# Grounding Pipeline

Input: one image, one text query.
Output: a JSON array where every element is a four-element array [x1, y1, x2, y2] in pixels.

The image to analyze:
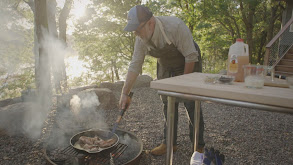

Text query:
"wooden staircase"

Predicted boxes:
[[275, 47, 293, 78]]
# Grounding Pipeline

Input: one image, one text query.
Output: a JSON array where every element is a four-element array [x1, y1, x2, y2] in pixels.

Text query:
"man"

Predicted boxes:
[[120, 5, 205, 155]]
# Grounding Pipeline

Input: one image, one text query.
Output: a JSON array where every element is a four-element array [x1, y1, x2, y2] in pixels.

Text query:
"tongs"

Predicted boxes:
[[108, 92, 133, 138]]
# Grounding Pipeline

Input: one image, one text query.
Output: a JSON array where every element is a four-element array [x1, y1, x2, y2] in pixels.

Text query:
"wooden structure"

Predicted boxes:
[[264, 0, 293, 77]]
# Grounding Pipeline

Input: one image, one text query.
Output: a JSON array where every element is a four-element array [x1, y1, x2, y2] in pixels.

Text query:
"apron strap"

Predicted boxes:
[[156, 18, 172, 45]]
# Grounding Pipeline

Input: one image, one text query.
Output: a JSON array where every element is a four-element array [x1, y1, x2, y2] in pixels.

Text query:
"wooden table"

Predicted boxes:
[[150, 72, 293, 165]]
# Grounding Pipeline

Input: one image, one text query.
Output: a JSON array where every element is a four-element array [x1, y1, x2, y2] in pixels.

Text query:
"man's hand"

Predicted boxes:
[[119, 93, 132, 110], [119, 71, 138, 110]]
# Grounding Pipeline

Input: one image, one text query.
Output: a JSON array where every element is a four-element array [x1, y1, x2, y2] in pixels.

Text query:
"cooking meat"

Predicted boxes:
[[98, 138, 117, 148], [79, 136, 100, 145], [76, 135, 117, 152], [83, 144, 99, 152]]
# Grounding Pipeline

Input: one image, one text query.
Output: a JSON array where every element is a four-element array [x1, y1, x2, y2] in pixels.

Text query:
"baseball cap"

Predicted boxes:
[[124, 5, 153, 32]]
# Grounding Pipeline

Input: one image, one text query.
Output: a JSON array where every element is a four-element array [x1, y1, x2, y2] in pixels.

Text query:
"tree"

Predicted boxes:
[[0, 0, 35, 100], [24, 0, 73, 94], [169, 0, 285, 72], [73, 0, 141, 83], [50, 0, 73, 94], [34, 0, 51, 106]]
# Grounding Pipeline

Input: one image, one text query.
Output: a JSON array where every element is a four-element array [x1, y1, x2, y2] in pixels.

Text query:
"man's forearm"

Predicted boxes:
[[122, 71, 139, 95], [184, 62, 195, 74]]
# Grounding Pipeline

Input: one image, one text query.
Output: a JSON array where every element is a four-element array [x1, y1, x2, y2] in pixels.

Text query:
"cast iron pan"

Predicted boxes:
[[70, 129, 119, 153]]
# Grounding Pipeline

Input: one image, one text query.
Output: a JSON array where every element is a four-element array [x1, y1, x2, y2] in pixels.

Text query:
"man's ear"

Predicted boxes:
[[149, 17, 156, 31]]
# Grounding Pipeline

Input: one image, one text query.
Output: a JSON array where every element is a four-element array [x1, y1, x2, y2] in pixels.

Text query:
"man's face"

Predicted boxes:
[[134, 21, 152, 42], [134, 21, 147, 36]]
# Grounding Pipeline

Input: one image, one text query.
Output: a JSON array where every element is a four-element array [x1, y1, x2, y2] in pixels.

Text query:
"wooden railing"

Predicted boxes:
[[264, 16, 293, 67]]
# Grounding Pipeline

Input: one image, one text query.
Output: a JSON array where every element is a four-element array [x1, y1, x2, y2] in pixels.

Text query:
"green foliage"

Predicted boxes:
[[72, 0, 285, 82], [73, 0, 141, 83], [0, 0, 35, 99], [0, 1, 34, 75], [0, 0, 287, 99], [167, 0, 285, 73], [0, 68, 35, 100]]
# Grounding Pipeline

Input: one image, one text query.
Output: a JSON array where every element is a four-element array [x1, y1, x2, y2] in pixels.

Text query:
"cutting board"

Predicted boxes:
[[264, 76, 289, 88]]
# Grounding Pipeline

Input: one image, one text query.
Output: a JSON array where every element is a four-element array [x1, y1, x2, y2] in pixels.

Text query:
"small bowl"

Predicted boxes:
[[286, 76, 293, 89], [218, 76, 234, 84]]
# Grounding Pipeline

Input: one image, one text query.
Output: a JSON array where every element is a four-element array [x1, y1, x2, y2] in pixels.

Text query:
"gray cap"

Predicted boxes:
[[124, 6, 140, 32], [124, 5, 153, 32]]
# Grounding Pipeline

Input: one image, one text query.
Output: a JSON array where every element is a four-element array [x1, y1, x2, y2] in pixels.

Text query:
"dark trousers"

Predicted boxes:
[[162, 100, 205, 148]]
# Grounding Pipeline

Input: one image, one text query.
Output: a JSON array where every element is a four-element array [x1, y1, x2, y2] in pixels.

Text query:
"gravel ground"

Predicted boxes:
[[0, 86, 293, 165]]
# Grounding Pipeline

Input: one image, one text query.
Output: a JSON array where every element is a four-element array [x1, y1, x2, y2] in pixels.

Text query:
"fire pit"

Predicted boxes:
[[44, 128, 143, 165]]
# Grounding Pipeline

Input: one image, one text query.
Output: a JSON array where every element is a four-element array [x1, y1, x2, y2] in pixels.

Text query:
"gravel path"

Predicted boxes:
[[119, 87, 293, 165], [0, 86, 293, 165]]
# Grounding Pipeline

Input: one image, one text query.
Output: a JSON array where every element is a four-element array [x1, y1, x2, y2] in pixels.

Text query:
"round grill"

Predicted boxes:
[[44, 128, 143, 165]]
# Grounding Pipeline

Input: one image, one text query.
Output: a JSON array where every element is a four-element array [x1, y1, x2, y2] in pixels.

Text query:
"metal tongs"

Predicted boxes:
[[108, 92, 134, 138]]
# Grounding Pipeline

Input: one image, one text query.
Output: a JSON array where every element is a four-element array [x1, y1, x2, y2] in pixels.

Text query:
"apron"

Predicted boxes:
[[148, 18, 202, 102]]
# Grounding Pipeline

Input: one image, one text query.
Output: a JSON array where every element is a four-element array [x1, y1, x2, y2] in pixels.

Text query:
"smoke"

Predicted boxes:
[[0, 1, 108, 149], [46, 91, 108, 147], [118, 133, 141, 162], [41, 31, 73, 69], [0, 102, 47, 140], [16, 31, 67, 140], [70, 95, 81, 116], [69, 90, 107, 129], [0, 1, 41, 138], [0, 3, 31, 75], [18, 29, 69, 140], [0, 25, 72, 140], [22, 103, 48, 139]]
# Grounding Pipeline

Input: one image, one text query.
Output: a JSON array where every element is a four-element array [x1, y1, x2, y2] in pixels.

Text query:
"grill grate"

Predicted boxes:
[[49, 143, 128, 165]]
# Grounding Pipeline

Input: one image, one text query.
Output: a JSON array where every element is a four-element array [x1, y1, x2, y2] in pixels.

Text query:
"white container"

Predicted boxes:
[[243, 65, 266, 88], [190, 151, 203, 165], [227, 38, 249, 82]]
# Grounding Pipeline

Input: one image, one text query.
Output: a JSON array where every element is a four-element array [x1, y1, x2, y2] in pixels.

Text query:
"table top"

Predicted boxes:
[[150, 72, 293, 109]]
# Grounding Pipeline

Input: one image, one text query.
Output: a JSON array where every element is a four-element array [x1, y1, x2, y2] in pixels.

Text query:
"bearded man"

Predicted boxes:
[[119, 5, 205, 155]]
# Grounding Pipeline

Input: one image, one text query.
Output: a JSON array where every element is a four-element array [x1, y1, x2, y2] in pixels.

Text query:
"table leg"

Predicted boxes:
[[166, 96, 175, 165], [193, 100, 201, 152]]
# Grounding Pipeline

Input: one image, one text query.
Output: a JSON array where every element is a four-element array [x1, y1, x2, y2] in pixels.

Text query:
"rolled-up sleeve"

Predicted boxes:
[[174, 20, 199, 63], [128, 37, 147, 74]]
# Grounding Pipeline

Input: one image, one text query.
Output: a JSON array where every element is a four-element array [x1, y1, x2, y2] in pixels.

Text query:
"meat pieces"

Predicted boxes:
[[76, 135, 117, 152], [98, 138, 117, 148], [83, 143, 99, 152], [79, 136, 100, 145]]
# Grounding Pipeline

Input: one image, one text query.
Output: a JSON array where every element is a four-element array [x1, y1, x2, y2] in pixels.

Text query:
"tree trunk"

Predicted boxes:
[[111, 67, 114, 83], [34, 0, 52, 107], [267, 3, 280, 43], [257, 31, 267, 64], [240, 1, 257, 63], [59, 0, 73, 43], [112, 60, 120, 81], [24, 0, 40, 90], [47, 0, 63, 94], [57, 0, 73, 93], [47, 0, 58, 37]]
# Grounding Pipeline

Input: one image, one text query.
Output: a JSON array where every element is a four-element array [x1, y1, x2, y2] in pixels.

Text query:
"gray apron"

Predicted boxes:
[[148, 18, 202, 102]]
